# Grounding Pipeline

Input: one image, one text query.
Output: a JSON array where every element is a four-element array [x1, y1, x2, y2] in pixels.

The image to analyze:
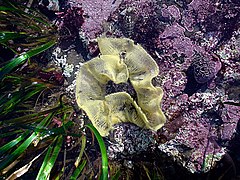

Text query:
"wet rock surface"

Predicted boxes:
[[47, 0, 240, 177]]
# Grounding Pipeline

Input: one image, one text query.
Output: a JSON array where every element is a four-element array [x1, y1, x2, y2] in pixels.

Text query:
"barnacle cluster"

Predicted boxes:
[[75, 38, 166, 136]]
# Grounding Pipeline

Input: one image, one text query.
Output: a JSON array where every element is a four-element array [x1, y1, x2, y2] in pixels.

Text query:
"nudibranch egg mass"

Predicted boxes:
[[76, 38, 166, 136]]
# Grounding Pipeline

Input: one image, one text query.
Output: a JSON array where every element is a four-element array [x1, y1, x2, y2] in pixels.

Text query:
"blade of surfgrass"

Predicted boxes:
[[0, 4, 51, 26], [0, 129, 23, 138], [0, 32, 27, 44], [0, 131, 30, 156], [0, 0, 58, 81], [0, 97, 75, 175], [36, 135, 63, 180], [74, 136, 86, 167], [112, 169, 121, 180], [142, 164, 151, 180], [86, 124, 108, 180], [19, 121, 73, 136], [0, 40, 56, 81], [69, 135, 87, 179], [70, 160, 87, 180], [0, 113, 54, 171], [2, 105, 73, 125], [0, 6, 56, 50], [0, 83, 46, 117]]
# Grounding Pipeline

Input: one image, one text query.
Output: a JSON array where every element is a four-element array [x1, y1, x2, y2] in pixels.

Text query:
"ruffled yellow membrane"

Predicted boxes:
[[76, 38, 166, 136]]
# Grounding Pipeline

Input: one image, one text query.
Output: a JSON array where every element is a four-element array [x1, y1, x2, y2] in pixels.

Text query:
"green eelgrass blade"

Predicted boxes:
[[0, 76, 24, 92], [0, 6, 50, 26], [70, 160, 87, 180], [86, 124, 108, 180], [142, 164, 151, 180], [70, 136, 87, 179], [0, 53, 29, 81], [0, 40, 56, 80], [75, 136, 86, 167], [112, 169, 121, 180], [3, 105, 73, 125], [0, 130, 30, 156], [26, 39, 56, 57], [27, 24, 42, 32], [0, 132, 36, 171], [0, 31, 27, 43], [19, 121, 74, 135], [0, 113, 53, 171], [36, 135, 63, 180], [0, 83, 46, 117], [0, 129, 23, 138]]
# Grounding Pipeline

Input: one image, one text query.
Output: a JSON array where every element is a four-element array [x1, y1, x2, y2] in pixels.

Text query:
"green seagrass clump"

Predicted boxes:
[[76, 38, 166, 136]]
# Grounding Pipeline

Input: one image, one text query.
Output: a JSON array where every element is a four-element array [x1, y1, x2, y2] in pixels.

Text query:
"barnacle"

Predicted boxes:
[[76, 38, 166, 136]]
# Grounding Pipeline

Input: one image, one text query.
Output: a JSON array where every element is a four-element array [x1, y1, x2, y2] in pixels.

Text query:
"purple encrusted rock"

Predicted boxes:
[[161, 70, 187, 98], [69, 0, 122, 39], [158, 91, 238, 173], [161, 4, 181, 22], [159, 22, 185, 39], [220, 104, 240, 141], [181, 0, 216, 32], [188, 0, 216, 22]]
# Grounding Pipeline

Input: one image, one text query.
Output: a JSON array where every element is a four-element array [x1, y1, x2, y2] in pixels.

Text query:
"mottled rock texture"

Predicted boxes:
[[55, 0, 240, 174]]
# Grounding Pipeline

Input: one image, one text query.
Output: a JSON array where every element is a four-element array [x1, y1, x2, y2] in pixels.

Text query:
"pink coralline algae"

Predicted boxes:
[[156, 21, 222, 86], [150, 2, 239, 173], [188, 0, 216, 22], [159, 22, 185, 38], [69, 0, 122, 39], [110, 0, 160, 47], [161, 71, 187, 98], [173, 119, 225, 173], [155, 26, 222, 110], [161, 4, 181, 21], [181, 0, 216, 32], [220, 104, 240, 141], [217, 28, 240, 62], [155, 23, 195, 72], [159, 92, 239, 173]]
